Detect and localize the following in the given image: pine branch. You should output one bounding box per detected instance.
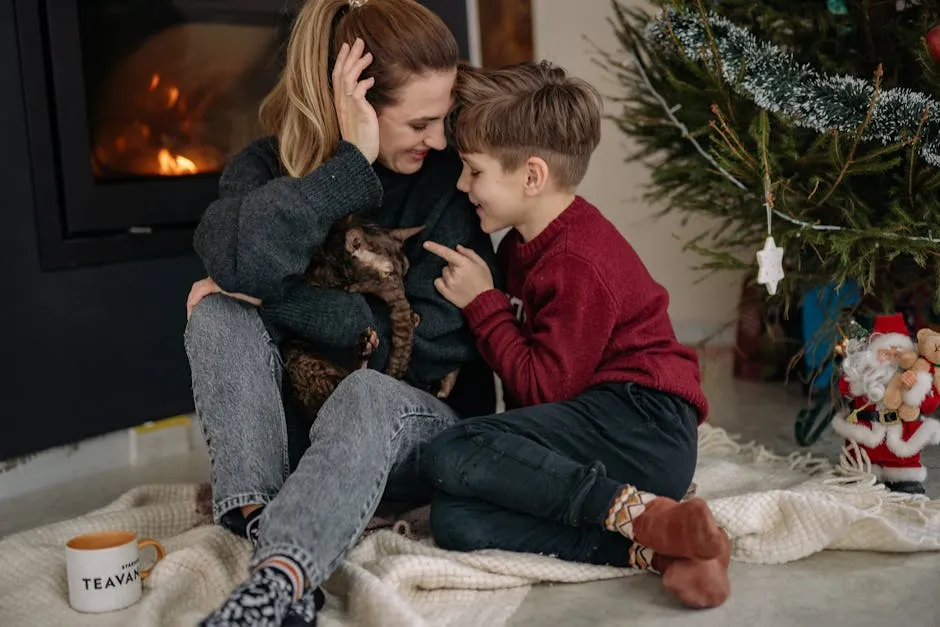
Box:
[816,64,885,207]
[908,104,932,209]
[646,7,940,167]
[599,0,940,309]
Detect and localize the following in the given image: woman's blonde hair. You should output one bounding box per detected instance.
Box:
[259,0,459,177]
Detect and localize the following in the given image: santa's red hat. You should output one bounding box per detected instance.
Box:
[869,313,914,352]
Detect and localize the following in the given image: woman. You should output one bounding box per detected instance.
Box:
[184,1,496,624]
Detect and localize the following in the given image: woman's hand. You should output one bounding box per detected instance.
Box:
[186,277,262,320]
[424,242,495,309]
[332,38,379,163]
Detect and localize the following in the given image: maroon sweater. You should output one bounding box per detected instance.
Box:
[463,196,709,423]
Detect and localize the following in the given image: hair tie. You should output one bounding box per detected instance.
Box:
[349,0,367,8]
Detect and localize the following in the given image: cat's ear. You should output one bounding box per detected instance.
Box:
[389,225,425,242]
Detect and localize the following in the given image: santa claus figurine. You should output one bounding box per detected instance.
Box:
[832,313,940,494]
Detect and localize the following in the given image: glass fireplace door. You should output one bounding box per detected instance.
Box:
[17,0,467,269]
[43,0,287,234]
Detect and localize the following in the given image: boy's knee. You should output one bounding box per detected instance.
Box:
[429,495,490,553]
[422,426,470,491]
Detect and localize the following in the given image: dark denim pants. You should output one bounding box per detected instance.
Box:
[422,382,699,567]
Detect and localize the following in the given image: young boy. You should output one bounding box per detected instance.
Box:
[422,61,730,609]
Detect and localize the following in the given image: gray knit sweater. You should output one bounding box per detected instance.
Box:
[193,137,498,387]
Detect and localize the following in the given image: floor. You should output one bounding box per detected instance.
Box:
[2,353,939,625]
[509,356,940,627]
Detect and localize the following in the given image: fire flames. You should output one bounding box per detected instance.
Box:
[92,73,222,178]
[157,148,198,175]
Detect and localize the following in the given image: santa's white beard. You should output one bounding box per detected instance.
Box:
[842,349,897,402]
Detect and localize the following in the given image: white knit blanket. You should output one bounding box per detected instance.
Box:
[1,424,938,627]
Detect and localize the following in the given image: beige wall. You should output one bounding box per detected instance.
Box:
[531,0,742,345]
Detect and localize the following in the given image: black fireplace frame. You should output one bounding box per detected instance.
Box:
[2,0,469,460]
[13,0,468,272]
[13,0,292,270]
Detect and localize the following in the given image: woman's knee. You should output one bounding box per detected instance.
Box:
[334,368,395,396]
[314,369,410,436]
[323,369,398,415]
[324,368,445,419]
[184,294,268,357]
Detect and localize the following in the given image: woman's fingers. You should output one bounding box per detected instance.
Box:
[338,39,366,90]
[186,278,220,319]
[346,51,374,93]
[334,40,367,93]
[331,38,380,163]
[353,76,375,100]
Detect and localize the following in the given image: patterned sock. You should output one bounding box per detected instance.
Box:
[626,542,659,574]
[283,587,326,626]
[200,556,304,627]
[605,485,724,561]
[652,533,732,609]
[244,507,264,546]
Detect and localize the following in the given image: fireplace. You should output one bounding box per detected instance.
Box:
[15,0,294,269]
[3,0,470,460]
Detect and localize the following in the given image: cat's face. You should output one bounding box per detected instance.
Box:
[344,225,425,279]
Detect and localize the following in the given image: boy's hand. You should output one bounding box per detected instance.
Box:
[424,241,494,309]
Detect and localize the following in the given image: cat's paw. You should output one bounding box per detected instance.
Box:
[357,328,379,368]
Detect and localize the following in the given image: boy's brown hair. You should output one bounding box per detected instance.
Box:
[452,61,602,190]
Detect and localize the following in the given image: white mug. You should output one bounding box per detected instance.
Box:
[65,530,166,613]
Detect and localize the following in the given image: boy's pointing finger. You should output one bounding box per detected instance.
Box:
[423,241,465,265]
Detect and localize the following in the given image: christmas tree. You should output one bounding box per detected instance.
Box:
[601,0,940,315]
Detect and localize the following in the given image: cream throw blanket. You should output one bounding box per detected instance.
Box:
[1,424,938,627]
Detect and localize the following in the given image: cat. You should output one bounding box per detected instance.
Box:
[282,217,458,426]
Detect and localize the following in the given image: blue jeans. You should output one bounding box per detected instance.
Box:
[184,295,462,583]
[423,382,699,567]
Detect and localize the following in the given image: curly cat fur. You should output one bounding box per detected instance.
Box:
[282,217,456,426]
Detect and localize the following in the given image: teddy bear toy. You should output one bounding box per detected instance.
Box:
[895,328,940,421]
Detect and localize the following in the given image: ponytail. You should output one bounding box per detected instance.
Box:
[259,0,346,177]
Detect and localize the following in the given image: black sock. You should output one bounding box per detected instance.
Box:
[219,505,265,545]
[283,587,325,626]
[245,507,264,545]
